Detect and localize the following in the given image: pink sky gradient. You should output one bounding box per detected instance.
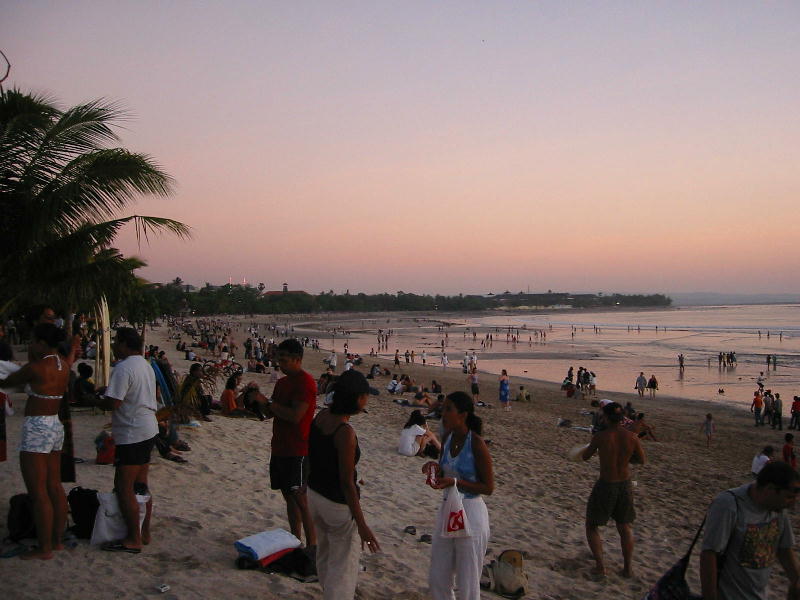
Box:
[5,2,800,294]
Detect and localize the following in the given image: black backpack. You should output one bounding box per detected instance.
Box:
[67,487,99,539]
[6,493,36,542]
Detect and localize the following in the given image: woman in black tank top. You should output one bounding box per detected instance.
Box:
[307,370,380,599]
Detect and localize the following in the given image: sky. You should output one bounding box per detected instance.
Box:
[5,1,800,296]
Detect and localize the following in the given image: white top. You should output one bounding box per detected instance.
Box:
[398,424,426,456]
[751,454,770,475]
[106,355,158,445]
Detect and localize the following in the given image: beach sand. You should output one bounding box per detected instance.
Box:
[2,315,798,599]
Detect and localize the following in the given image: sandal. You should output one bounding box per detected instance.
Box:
[172,441,191,451]
[164,454,187,463]
[101,541,142,554]
[403,526,417,535]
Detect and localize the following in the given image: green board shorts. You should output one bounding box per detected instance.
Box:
[586,479,635,526]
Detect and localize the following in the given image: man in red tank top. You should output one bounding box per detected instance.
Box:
[263,339,317,550]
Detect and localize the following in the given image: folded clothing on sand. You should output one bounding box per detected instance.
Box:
[234,528,301,561]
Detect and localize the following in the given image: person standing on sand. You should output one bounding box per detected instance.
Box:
[635,372,647,397]
[498,369,510,411]
[646,374,658,399]
[260,339,318,553]
[468,367,480,404]
[0,323,72,560]
[700,461,800,600]
[752,391,765,427]
[308,370,380,599]
[424,392,493,600]
[582,401,646,577]
[99,327,158,554]
[700,413,716,447]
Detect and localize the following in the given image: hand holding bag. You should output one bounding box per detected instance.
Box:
[440,486,470,539]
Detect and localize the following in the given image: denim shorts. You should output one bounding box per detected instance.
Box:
[19,415,64,453]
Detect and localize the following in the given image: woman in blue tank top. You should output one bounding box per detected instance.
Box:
[423,391,494,600]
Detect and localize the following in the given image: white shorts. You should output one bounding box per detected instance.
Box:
[19,415,64,453]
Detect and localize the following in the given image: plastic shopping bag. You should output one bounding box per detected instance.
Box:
[440,487,470,538]
[90,491,149,545]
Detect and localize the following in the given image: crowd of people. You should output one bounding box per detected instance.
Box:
[4,310,800,600]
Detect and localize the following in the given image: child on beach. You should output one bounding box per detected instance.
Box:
[700,413,715,447]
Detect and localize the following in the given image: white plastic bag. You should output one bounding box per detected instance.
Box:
[90,491,150,545]
[440,487,470,538]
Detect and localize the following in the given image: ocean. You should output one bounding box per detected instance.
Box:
[311,304,800,410]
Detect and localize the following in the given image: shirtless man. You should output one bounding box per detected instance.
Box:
[582,401,646,577]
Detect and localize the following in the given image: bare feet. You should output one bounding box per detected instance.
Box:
[142,531,151,545]
[590,565,607,579]
[620,567,634,578]
[20,548,53,560]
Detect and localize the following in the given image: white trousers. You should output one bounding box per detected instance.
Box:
[429,496,490,600]
[308,488,360,600]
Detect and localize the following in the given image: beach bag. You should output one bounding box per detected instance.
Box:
[89,491,150,546]
[95,431,115,464]
[440,487,470,538]
[6,493,36,542]
[641,517,705,600]
[67,487,99,539]
[481,549,528,598]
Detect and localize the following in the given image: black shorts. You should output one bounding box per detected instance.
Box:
[471,383,480,395]
[270,456,308,492]
[115,436,156,467]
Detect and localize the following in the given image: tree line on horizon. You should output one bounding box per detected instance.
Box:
[138,281,671,319]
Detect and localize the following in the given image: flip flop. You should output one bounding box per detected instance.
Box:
[419,534,432,543]
[101,541,141,554]
[403,526,417,535]
[164,454,187,463]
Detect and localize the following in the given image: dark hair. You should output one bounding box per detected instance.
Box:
[33,323,66,348]
[115,326,143,352]
[330,369,368,415]
[404,409,426,429]
[786,433,795,443]
[602,402,624,424]
[756,460,800,489]
[225,373,240,390]
[762,445,775,456]
[77,362,93,378]
[447,391,482,435]
[189,362,203,375]
[278,338,303,358]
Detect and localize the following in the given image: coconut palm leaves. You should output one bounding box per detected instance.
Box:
[0,89,190,314]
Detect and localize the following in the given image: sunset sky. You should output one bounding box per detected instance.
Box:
[5,2,800,295]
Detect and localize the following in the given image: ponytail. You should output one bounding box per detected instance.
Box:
[466,412,482,436]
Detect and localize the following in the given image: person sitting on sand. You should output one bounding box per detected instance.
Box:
[516,385,531,403]
[400,374,417,393]
[220,373,252,417]
[751,445,774,477]
[630,413,658,441]
[73,362,99,407]
[411,391,435,409]
[398,410,441,457]
[430,379,442,394]
[582,402,646,578]
[386,374,402,394]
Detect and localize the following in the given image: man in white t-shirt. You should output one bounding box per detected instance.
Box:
[100,327,158,554]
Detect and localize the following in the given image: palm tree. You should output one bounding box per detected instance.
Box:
[0,89,190,316]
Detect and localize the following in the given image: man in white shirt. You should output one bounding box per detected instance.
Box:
[100,327,158,553]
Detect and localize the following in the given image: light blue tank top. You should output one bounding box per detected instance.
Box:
[440,430,479,499]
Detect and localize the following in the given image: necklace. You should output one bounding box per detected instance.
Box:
[451,433,466,454]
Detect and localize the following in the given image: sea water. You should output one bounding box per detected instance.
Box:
[316,304,800,410]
